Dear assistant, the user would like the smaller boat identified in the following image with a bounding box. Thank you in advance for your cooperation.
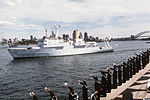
[146,42,150,44]
[0,43,9,48]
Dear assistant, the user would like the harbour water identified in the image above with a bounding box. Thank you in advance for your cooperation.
[0,40,150,99]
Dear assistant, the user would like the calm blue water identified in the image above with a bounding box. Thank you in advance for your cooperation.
[0,40,150,99]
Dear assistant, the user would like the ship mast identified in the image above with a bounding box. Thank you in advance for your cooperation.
[45,29,47,37]
[54,25,61,39]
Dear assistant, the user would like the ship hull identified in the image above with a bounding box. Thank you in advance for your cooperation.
[7,46,114,59]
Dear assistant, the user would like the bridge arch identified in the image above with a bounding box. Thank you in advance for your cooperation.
[134,31,150,39]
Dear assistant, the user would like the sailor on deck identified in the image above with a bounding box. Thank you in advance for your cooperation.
[106,67,112,93]
[78,80,88,100]
[65,83,76,100]
[29,92,38,100]
[112,64,118,89]
[99,69,107,97]
[90,91,98,100]
[90,74,101,100]
[45,87,57,100]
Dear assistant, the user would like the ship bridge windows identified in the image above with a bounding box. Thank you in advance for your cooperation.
[74,45,85,48]
[55,47,64,50]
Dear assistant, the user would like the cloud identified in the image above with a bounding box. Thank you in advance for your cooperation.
[0,0,150,40]
[0,0,22,7]
[0,20,16,26]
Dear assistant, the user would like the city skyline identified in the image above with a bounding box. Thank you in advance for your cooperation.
[0,0,150,40]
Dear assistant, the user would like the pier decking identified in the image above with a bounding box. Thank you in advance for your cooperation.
[102,63,150,100]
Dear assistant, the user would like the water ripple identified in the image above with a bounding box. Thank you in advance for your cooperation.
[0,41,149,99]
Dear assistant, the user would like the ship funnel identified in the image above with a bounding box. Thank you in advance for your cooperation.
[73,30,78,40]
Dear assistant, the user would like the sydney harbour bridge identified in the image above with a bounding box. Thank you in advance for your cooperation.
[134,31,150,39]
[113,31,150,41]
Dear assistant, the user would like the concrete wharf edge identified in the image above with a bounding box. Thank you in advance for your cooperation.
[101,63,150,100]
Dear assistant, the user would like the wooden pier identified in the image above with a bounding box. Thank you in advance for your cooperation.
[101,63,150,100]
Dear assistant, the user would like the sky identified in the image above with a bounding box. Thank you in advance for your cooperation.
[0,0,150,40]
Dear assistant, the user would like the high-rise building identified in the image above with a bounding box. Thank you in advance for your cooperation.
[63,34,69,40]
[84,32,88,41]
[79,32,83,39]
[30,35,33,40]
[63,34,66,40]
